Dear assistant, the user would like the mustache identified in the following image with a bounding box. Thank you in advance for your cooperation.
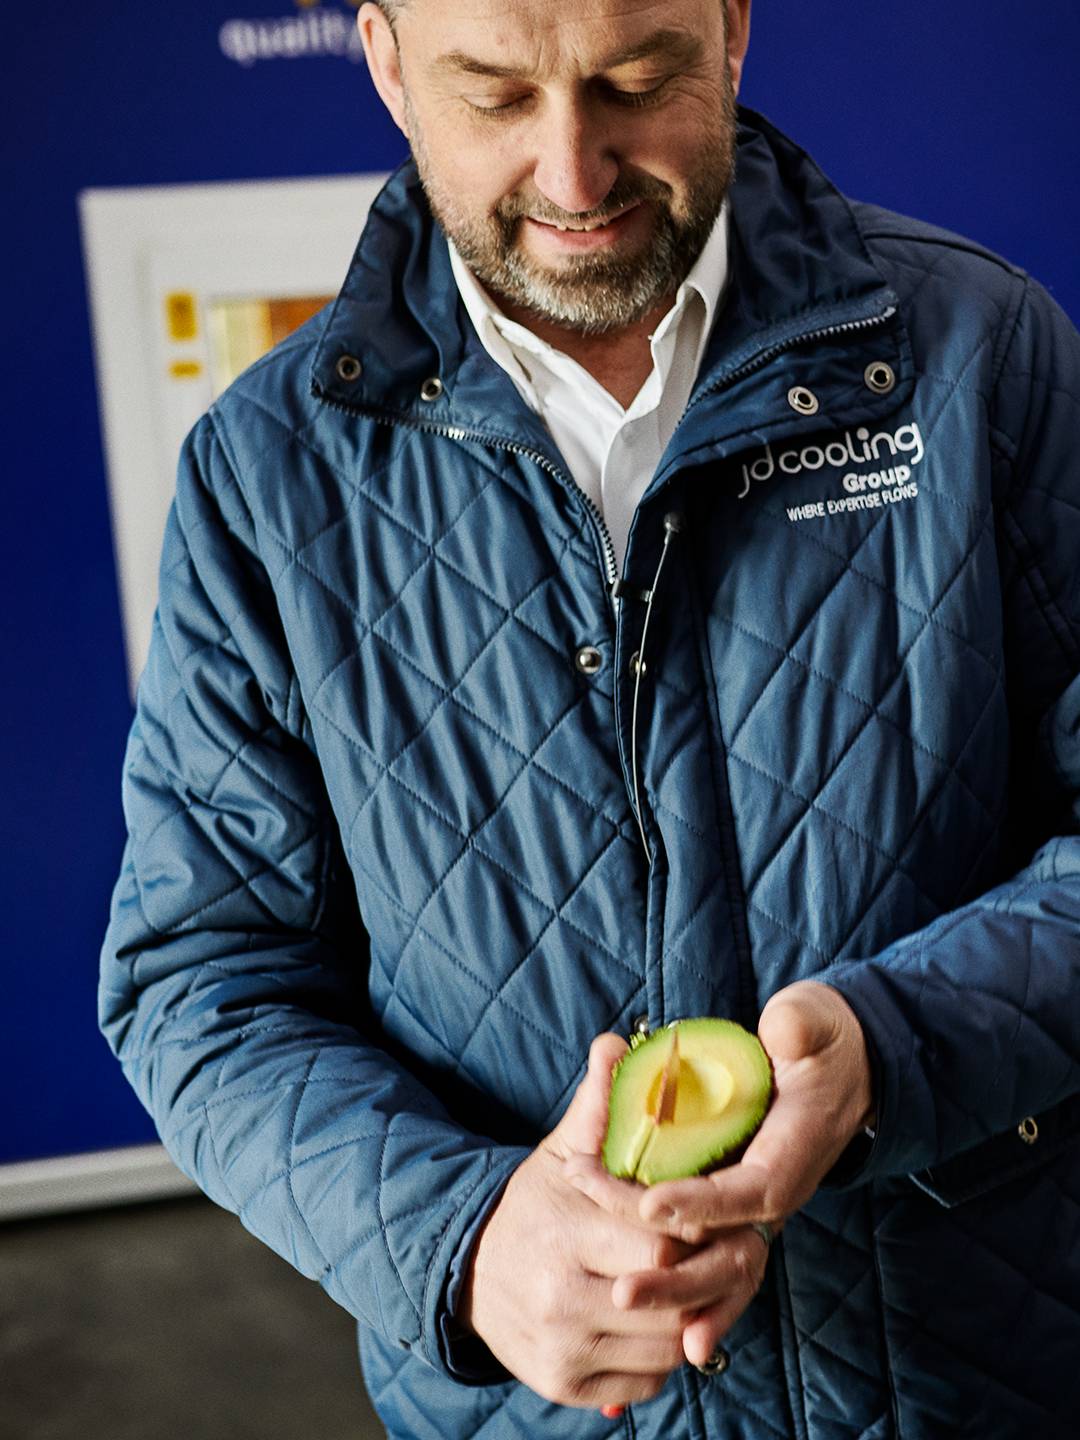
[495,172,673,229]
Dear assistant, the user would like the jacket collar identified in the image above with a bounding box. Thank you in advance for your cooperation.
[311,108,908,445]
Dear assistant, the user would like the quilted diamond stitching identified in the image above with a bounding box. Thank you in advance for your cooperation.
[728,341,995,759]
[713,1382,792,1440]
[156,824,320,933]
[743,502,995,900]
[262,417,601,693]
[376,1115,424,1325]
[347,681,638,983]
[351,859,579,1062]
[1002,509,1080,665]
[732,746,948,905]
[456,828,627,1066]
[824,708,1007,964]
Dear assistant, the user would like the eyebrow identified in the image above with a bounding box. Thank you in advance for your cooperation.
[433,28,703,81]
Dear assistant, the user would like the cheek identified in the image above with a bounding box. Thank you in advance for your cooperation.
[427,126,528,216]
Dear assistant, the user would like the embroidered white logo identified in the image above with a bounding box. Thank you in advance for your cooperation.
[737,421,925,522]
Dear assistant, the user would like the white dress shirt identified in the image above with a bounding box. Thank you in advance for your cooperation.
[448,205,730,574]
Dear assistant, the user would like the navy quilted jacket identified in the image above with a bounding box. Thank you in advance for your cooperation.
[101,111,1080,1438]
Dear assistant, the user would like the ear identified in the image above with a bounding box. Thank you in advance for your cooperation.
[724,0,752,96]
[357,3,409,135]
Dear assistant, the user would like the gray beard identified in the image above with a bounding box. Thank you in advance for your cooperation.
[407,95,736,336]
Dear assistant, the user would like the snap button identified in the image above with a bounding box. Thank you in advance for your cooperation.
[629,650,646,679]
[787,385,819,416]
[631,1014,650,1036]
[419,376,444,402]
[695,1344,731,1377]
[574,645,602,675]
[1018,1116,1039,1146]
[335,354,362,383]
[864,360,896,395]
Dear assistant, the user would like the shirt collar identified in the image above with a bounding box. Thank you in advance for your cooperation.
[449,201,730,388]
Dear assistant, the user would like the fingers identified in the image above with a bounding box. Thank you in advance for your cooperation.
[577,1195,694,1277]
[580,1318,687,1376]
[563,1153,652,1225]
[576,1271,690,1335]
[637,1159,780,1241]
[520,1270,688,1409]
[611,1225,767,1315]
[682,1301,747,1370]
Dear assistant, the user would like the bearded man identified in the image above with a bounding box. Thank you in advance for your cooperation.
[100,2,1080,1437]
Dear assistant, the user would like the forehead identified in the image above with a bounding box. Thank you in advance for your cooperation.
[400,0,717,74]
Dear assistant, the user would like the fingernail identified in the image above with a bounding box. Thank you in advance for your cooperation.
[600,1404,626,1419]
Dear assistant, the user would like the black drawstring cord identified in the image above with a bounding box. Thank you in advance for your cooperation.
[629,511,685,865]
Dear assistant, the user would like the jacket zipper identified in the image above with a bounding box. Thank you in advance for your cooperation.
[318,301,896,589]
[687,304,898,411]
[317,395,621,594]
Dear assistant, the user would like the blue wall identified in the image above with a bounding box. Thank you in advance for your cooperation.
[3,1,1078,1164]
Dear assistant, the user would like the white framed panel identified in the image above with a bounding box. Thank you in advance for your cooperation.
[80,174,388,697]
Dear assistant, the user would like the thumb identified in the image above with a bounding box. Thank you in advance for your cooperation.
[546,1032,628,1161]
[757,981,843,1065]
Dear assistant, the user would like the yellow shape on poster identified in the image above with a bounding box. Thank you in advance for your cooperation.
[207,294,332,396]
[166,292,199,342]
[170,360,203,380]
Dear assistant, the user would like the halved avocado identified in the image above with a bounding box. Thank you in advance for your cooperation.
[601,1018,772,1185]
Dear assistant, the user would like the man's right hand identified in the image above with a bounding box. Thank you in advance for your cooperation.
[458,1034,693,1410]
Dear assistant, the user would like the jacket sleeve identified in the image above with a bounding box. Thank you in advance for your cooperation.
[98,409,528,1374]
[819,273,1080,1188]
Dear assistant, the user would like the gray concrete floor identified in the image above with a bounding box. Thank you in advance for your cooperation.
[0,1195,387,1440]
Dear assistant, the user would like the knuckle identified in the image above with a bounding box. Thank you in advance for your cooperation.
[673,1216,707,1245]
[535,1273,567,1329]
[731,1244,756,1284]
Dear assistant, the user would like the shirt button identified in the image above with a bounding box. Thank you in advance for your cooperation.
[575,645,603,675]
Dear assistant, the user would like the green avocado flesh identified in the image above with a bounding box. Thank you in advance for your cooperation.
[601,1019,773,1185]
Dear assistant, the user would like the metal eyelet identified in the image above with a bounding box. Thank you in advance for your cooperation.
[1018,1116,1039,1146]
[419,376,444,402]
[787,385,819,416]
[574,645,602,676]
[864,360,896,395]
[335,354,362,383]
[695,1345,731,1377]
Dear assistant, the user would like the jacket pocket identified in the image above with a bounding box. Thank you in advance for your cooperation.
[909,1091,1080,1208]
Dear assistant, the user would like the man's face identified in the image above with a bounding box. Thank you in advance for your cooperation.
[361,0,749,334]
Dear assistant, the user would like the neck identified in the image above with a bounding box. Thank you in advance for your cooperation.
[497,296,674,410]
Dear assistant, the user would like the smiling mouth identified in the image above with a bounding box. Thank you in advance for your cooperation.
[534,203,640,233]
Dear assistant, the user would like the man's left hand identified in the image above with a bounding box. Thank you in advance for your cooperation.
[562,982,875,1368]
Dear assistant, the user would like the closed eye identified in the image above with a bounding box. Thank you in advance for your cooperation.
[466,94,531,118]
[598,77,673,107]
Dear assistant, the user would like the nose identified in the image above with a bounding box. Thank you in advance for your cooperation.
[531,95,618,216]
